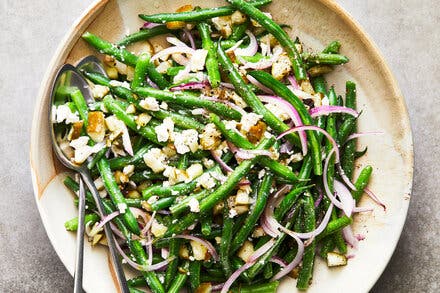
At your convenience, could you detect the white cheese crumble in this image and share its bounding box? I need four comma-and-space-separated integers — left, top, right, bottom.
173, 129, 199, 154
154, 117, 174, 142
139, 97, 160, 111
53, 104, 79, 124
151, 221, 167, 237
229, 208, 238, 218
123, 165, 135, 177
69, 136, 104, 164
143, 148, 167, 173
197, 173, 216, 189
189, 49, 208, 72
91, 84, 110, 99
105, 115, 133, 156
109, 80, 130, 89
186, 163, 204, 181
188, 197, 200, 213
117, 203, 127, 214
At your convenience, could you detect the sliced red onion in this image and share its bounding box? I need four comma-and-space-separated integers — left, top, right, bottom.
342, 226, 358, 249
161, 248, 169, 259
121, 129, 133, 156
220, 82, 235, 89
146, 77, 159, 89
356, 234, 366, 241
314, 187, 324, 208
287, 75, 300, 90
141, 211, 156, 237
272, 233, 304, 280
334, 180, 355, 217
129, 207, 148, 225
109, 222, 125, 240
225, 39, 244, 53
95, 211, 120, 230
142, 22, 161, 29
247, 75, 274, 94
174, 235, 219, 261
221, 239, 275, 293
234, 148, 273, 160
151, 46, 196, 62
146, 232, 153, 266
352, 206, 374, 213
364, 187, 387, 210
270, 256, 288, 268
234, 30, 258, 57
310, 105, 359, 118
258, 95, 307, 155
170, 81, 209, 91
279, 141, 293, 154
183, 29, 196, 50
210, 150, 233, 173
345, 131, 385, 143
115, 238, 173, 271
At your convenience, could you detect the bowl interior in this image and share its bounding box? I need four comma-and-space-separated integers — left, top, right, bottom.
30, 0, 413, 292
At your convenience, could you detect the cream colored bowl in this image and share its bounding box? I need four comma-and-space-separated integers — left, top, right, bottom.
30, 0, 413, 292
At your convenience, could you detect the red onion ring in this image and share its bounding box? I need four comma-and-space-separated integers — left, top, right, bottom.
151, 46, 196, 62
270, 256, 288, 268
221, 239, 275, 293
310, 105, 359, 118
364, 187, 387, 210
345, 131, 385, 143
142, 22, 161, 29
258, 95, 308, 155
234, 30, 258, 57
342, 226, 359, 249
220, 82, 235, 89
210, 150, 233, 173
272, 233, 304, 280
95, 211, 120, 230
183, 29, 196, 50
246, 75, 274, 94
287, 75, 300, 90
334, 179, 355, 217
174, 235, 219, 261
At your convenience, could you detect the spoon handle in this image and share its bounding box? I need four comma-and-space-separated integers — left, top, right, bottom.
73, 178, 86, 293
80, 171, 130, 293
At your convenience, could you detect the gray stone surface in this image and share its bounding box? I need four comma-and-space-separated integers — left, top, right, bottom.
0, 0, 438, 292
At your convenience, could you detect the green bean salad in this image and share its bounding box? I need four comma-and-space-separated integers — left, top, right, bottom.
56, 0, 385, 292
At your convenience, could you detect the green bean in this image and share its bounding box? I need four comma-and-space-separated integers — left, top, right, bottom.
220, 199, 234, 276
188, 261, 202, 291
133, 87, 242, 120
127, 276, 146, 287
231, 257, 251, 283
150, 197, 176, 211
341, 81, 357, 180
97, 158, 140, 234
337, 118, 356, 144
82, 32, 169, 89
316, 216, 352, 241
216, 46, 301, 148
197, 22, 221, 88
131, 53, 151, 89
138, 0, 271, 23
150, 108, 205, 131
107, 144, 153, 170
230, 21, 250, 41
231, 175, 271, 253
70, 89, 89, 127
297, 195, 316, 290
129, 287, 147, 293
102, 95, 161, 144
227, 0, 307, 80
130, 170, 166, 183
164, 137, 274, 236
312, 76, 327, 142
164, 239, 181, 289
263, 262, 274, 279
322, 40, 341, 54
354, 147, 368, 159
351, 165, 373, 202
168, 262, 189, 293
247, 70, 322, 175
87, 147, 108, 170
142, 181, 198, 199
302, 52, 349, 65
230, 281, 279, 293
201, 213, 213, 236
333, 232, 348, 254
117, 25, 172, 47
169, 189, 209, 215
64, 213, 100, 231
273, 185, 313, 220
319, 237, 335, 259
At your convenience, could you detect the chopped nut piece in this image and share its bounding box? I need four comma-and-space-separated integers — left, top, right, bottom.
190, 240, 208, 260
211, 16, 233, 38
272, 53, 292, 80
68, 121, 84, 140
200, 123, 222, 150
87, 111, 106, 142
247, 121, 266, 144
237, 240, 254, 262
231, 10, 247, 24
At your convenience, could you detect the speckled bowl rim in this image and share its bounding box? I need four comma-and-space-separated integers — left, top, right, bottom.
30, 0, 414, 291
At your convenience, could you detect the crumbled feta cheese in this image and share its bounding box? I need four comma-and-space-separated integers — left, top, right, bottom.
160, 101, 168, 110
163, 166, 189, 185
143, 148, 167, 173
321, 95, 330, 106
151, 221, 167, 237
210, 170, 227, 183
105, 115, 133, 155
109, 80, 130, 89
117, 203, 127, 214
258, 169, 266, 179
215, 237, 222, 244
54, 104, 79, 124
98, 189, 107, 198
94, 177, 105, 191
70, 136, 89, 149
191, 108, 206, 115
224, 120, 238, 131
199, 123, 221, 150
235, 189, 250, 205
154, 117, 174, 142
197, 173, 216, 189
190, 240, 208, 260
139, 97, 160, 111
162, 145, 177, 158
229, 208, 238, 218
202, 158, 215, 169
123, 165, 135, 177
174, 129, 199, 154
240, 113, 262, 132
225, 90, 247, 108
125, 104, 136, 114
265, 103, 290, 121
91, 84, 110, 99
69, 136, 104, 164
189, 49, 208, 72
147, 196, 159, 204
186, 163, 204, 181
156, 60, 172, 74
231, 10, 247, 24
188, 198, 200, 213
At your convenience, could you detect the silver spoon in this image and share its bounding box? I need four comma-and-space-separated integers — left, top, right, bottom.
74, 177, 86, 293
49, 64, 130, 293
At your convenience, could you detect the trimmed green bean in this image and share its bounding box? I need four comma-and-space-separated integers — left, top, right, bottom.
168, 262, 189, 293
227, 0, 307, 80
322, 40, 341, 54
117, 25, 172, 47
316, 216, 352, 240
341, 81, 357, 180
351, 165, 373, 202
230, 281, 279, 293
138, 0, 271, 23
64, 213, 100, 231
164, 239, 181, 289
131, 53, 151, 89
70, 89, 89, 127
302, 52, 349, 65
169, 189, 210, 215
198, 22, 221, 88
188, 261, 202, 291
220, 199, 234, 276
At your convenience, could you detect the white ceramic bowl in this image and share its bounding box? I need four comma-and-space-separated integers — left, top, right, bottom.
30, 0, 413, 292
